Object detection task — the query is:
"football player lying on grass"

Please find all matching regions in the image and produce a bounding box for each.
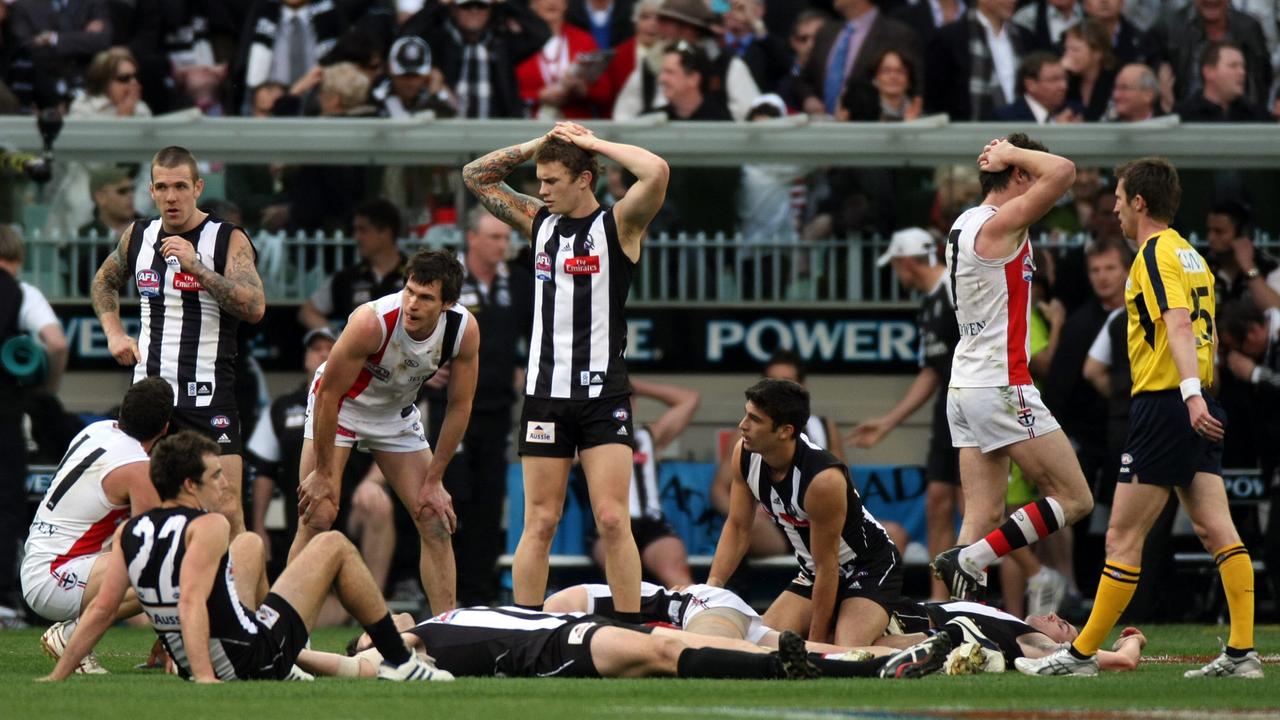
[339,606,947,680]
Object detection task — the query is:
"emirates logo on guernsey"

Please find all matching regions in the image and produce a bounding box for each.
[564,256,601,274]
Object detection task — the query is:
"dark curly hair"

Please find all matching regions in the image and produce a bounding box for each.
[535,137,600,188]
[150,431,219,500]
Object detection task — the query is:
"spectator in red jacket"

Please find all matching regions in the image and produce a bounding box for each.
[517,0,615,119]
[596,0,662,116]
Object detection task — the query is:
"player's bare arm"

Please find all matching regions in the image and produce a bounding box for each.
[101,461,160,516]
[462,135,549,238]
[633,379,700,451]
[803,469,847,643]
[976,139,1075,257]
[91,223,140,366]
[1163,307,1224,441]
[38,528,131,682]
[178,513,231,684]
[300,306,384,526]
[161,229,265,323]
[552,122,669,259]
[415,319,480,532]
[707,439,756,587]
[849,367,940,449]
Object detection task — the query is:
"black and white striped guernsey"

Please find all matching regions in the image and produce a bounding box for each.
[526,205,633,400]
[629,426,662,520]
[126,216,253,409]
[121,506,268,681]
[739,434,895,581]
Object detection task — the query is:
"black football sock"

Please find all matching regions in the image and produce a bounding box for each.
[364,613,411,666]
[808,654,888,678]
[676,648,782,679]
[616,611,643,625]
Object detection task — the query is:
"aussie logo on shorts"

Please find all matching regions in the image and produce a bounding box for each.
[526,422,555,443]
[256,604,280,629]
[210,415,231,429]
[567,622,595,645]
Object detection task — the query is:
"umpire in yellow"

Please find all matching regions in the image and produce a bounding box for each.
[1017,157,1260,679]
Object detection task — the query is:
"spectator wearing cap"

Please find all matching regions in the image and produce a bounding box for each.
[924,0,1032,120]
[1173,41,1268,122]
[517,0,615,119]
[246,326,394,589]
[839,48,923,121]
[78,167,139,239]
[401,0,551,119]
[9,0,111,108]
[567,0,635,51]
[796,0,920,117]
[1206,200,1280,310]
[597,0,661,116]
[612,0,760,120]
[848,228,959,601]
[1145,0,1271,110]
[992,50,1082,122]
[377,36,458,118]
[299,199,408,330]
[721,0,791,97]
[1103,62,1158,122]
[237,0,350,112]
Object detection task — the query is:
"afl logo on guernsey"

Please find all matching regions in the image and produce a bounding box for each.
[535,252,553,281]
[136,269,161,298]
[1021,253,1034,283]
[210,415,231,429]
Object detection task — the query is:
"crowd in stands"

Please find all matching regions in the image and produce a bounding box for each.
[4,0,1280,241]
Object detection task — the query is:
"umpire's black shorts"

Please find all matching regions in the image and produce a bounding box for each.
[1119,389,1226,488]
[518,395,636,458]
[926,411,960,485]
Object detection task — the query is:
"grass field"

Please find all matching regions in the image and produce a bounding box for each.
[3,624,1277,719]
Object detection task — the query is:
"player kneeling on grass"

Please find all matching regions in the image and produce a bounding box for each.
[342,606,942,681]
[39,432,445,683]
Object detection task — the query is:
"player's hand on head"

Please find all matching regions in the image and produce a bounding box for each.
[1185,395,1224,442]
[979,138,1012,173]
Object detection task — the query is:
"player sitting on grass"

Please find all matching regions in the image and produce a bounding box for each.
[342,606,949,680]
[39,432,445,683]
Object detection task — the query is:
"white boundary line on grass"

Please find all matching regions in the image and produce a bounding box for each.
[617,707,1280,720]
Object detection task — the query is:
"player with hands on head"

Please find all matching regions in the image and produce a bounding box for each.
[463,120,669,620]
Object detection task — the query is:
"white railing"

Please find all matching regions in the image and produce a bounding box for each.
[24,229,1279,306]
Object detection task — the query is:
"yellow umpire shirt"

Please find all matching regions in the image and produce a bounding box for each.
[1125,228,1216,395]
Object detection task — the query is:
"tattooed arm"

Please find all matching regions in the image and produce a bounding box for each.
[91,224,140,366]
[462,135,548,238]
[168,230,266,322]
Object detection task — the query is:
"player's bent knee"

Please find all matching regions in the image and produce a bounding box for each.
[313,529,357,556]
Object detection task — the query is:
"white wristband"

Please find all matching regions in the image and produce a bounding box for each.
[1179,378,1202,401]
